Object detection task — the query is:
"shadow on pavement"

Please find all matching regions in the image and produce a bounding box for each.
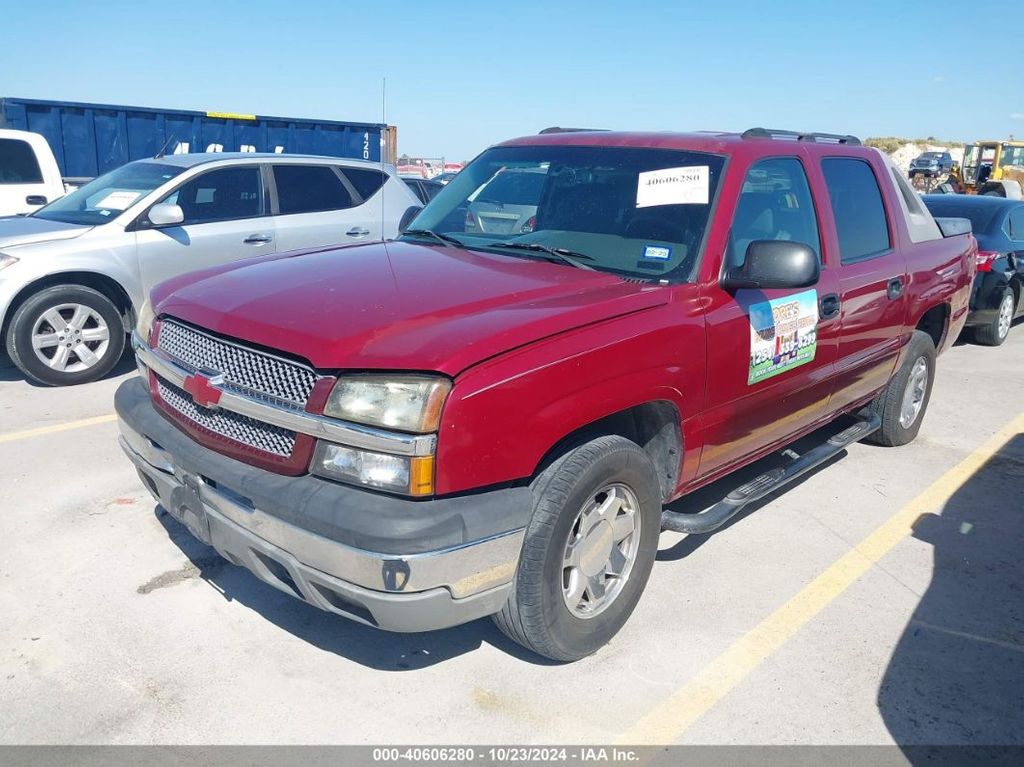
[152,507,560,670]
[878,432,1024,752]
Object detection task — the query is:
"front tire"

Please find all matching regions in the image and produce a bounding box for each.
[5,284,126,386]
[865,330,936,447]
[972,288,1014,347]
[493,435,662,662]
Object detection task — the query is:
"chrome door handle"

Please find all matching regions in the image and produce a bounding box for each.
[346,227,371,237]
[244,234,273,245]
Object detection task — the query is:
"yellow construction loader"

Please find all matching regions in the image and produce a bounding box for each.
[950,140,1024,198]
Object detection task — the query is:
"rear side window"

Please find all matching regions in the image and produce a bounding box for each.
[822,159,891,263]
[274,165,355,214]
[163,166,263,225]
[1008,207,1024,241]
[422,181,443,201]
[343,167,387,200]
[726,157,821,269]
[0,138,44,184]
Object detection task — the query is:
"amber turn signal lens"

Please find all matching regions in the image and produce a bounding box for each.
[408,455,435,496]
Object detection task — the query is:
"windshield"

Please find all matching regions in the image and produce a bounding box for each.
[33,162,185,225]
[403,144,726,281]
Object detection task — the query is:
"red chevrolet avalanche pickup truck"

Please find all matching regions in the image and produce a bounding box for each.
[116,128,974,661]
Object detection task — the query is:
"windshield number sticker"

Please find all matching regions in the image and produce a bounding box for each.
[748,290,818,385]
[642,245,672,260]
[94,190,142,211]
[636,165,709,208]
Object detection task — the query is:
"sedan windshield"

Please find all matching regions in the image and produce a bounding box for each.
[403,144,725,281]
[34,162,185,225]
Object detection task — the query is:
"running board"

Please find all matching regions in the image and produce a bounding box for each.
[661,413,881,535]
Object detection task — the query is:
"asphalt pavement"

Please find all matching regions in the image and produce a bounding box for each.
[1,326,1021,746]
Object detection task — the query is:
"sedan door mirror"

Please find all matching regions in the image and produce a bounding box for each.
[722,240,820,291]
[147,203,185,228]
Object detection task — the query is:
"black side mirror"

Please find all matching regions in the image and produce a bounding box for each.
[398,205,422,234]
[25,195,48,206]
[722,240,820,291]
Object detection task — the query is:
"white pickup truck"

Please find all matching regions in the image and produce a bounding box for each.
[0,129,66,216]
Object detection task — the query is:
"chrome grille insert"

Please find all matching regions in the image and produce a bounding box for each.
[157,319,318,408]
[157,378,297,457]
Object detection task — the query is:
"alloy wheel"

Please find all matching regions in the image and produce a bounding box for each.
[997,292,1014,341]
[562,483,642,619]
[899,356,929,429]
[30,303,111,373]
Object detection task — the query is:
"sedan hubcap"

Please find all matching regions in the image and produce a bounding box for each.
[562,483,642,619]
[997,293,1013,340]
[30,303,110,373]
[899,357,929,429]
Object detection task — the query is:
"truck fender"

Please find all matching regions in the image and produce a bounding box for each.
[435,311,705,497]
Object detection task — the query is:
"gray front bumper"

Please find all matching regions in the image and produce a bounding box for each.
[116,378,527,632]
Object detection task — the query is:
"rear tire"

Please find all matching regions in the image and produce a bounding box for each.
[864,330,936,447]
[972,288,1014,346]
[5,284,126,386]
[492,435,662,662]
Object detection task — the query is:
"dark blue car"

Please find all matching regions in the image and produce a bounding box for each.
[923,195,1024,345]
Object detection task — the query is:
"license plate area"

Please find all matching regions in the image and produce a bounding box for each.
[168,471,211,544]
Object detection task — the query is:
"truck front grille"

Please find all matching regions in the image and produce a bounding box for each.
[157,319,318,408]
[157,378,297,458]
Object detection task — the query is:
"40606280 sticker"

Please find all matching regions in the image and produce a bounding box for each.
[748,289,818,385]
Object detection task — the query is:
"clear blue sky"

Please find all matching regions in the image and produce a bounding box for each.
[2,0,1020,161]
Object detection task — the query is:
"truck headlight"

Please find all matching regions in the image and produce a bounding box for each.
[311,442,434,496]
[136,299,156,343]
[0,253,18,272]
[323,375,451,433]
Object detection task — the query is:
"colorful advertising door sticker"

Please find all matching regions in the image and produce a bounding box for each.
[748,289,818,385]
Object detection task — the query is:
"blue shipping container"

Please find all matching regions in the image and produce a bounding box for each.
[0,97,387,179]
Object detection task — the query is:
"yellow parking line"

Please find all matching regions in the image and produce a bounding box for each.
[0,414,118,444]
[617,412,1024,746]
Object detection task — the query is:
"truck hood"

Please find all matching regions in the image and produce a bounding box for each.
[0,216,92,249]
[156,241,669,375]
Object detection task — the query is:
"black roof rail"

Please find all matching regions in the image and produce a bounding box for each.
[538,126,608,134]
[741,127,862,146]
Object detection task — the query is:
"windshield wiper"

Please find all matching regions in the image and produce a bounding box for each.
[402,229,465,248]
[488,242,596,270]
